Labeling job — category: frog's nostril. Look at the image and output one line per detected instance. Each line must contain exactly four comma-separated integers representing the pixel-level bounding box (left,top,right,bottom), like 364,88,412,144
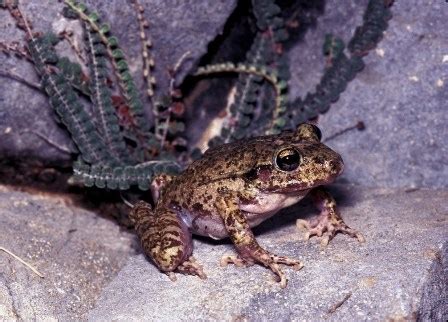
329,159,344,175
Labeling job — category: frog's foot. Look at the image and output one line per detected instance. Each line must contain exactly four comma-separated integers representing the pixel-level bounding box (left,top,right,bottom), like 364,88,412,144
222,252,303,288
256,252,303,288
166,256,207,281
297,215,365,246
297,187,365,246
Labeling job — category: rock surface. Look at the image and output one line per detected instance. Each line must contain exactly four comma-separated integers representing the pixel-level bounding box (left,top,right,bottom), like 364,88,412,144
288,0,448,188
0,186,136,320
0,0,236,162
89,186,447,320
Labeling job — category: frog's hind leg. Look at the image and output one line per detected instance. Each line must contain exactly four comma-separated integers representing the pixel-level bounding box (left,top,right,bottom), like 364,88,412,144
130,201,206,280
216,196,303,288
296,187,365,246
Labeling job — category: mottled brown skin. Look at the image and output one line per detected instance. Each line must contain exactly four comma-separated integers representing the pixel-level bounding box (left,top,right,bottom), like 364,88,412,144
129,123,364,288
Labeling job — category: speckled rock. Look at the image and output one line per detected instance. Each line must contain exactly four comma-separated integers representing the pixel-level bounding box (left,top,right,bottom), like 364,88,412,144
288,0,448,188
88,186,448,320
0,0,237,162
0,186,136,320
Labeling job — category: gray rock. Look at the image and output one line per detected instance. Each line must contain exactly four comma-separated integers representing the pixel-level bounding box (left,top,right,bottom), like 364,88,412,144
88,186,448,320
0,0,236,162
288,0,448,188
0,186,136,320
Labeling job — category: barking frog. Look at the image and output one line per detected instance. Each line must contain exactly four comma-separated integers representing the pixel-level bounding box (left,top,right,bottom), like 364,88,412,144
130,123,364,288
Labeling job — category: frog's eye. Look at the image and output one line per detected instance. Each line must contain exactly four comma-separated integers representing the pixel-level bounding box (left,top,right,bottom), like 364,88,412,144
275,147,301,171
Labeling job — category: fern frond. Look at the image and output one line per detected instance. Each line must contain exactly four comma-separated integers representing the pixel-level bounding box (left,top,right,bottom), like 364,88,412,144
64,0,159,156
56,57,90,96
290,48,364,124
27,34,115,165
252,0,288,43
73,159,181,190
193,0,290,150
348,0,392,56
225,34,269,142
195,62,288,135
251,0,289,135
129,0,156,101
289,0,392,125
84,22,132,164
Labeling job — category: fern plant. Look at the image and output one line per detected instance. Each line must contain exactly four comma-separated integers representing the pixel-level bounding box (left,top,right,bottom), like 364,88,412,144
0,0,393,192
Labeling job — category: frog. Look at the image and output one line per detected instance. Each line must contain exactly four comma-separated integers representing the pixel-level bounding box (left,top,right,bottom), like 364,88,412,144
129,123,364,288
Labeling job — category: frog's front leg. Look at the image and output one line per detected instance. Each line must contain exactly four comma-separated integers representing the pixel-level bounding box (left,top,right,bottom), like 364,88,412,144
217,196,303,288
296,188,365,246
129,201,206,280
150,174,174,202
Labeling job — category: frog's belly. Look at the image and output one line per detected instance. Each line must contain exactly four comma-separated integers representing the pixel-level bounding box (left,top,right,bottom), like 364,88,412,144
189,191,308,240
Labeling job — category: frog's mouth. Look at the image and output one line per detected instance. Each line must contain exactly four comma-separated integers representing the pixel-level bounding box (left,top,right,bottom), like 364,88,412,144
264,185,313,194
265,180,330,193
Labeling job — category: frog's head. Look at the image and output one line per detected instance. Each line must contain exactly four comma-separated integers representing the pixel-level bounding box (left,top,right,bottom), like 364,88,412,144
245,123,344,193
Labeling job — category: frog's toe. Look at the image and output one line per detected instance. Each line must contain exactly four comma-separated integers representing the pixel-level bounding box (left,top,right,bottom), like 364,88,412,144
166,271,178,282
268,262,287,288
270,254,304,271
296,219,309,230
220,254,254,267
262,253,303,288
265,255,303,288
337,228,366,243
296,218,324,240
297,217,365,246
356,232,366,243
221,253,300,288
175,256,207,280
321,222,365,245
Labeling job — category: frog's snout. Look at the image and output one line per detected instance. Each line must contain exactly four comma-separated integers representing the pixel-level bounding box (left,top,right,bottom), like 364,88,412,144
330,155,344,176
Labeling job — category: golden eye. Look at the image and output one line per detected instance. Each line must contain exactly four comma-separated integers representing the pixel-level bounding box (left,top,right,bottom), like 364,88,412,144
275,147,301,171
